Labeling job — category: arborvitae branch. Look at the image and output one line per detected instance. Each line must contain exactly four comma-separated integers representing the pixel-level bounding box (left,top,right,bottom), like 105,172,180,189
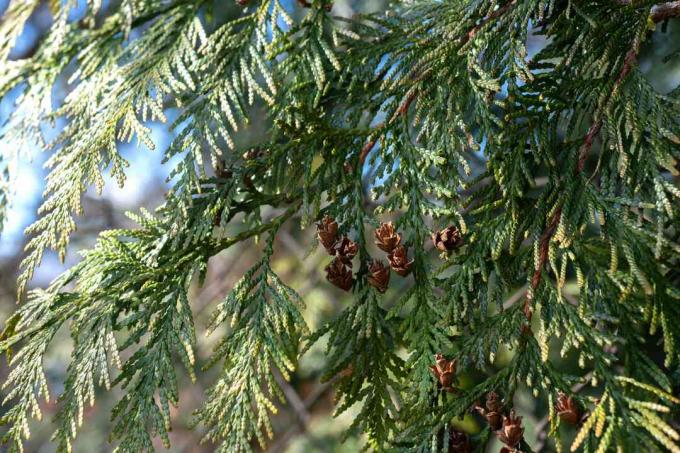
1,0,679,451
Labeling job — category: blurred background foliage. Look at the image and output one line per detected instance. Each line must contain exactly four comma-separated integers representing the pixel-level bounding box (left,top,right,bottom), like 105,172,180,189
0,0,679,451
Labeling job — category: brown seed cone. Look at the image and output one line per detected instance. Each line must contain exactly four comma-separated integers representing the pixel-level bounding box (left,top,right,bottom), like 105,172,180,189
474,392,504,431
500,448,525,453
432,226,464,252
430,353,457,392
317,216,339,253
387,245,413,276
486,391,503,413
374,222,401,253
325,258,353,291
367,260,390,293
496,410,524,447
474,406,502,431
334,236,358,265
448,430,471,453
486,411,503,431
556,391,581,425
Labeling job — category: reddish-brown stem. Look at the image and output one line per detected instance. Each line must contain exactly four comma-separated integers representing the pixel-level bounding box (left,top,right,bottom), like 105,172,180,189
524,27,645,324
356,90,418,168
578,41,639,168
358,138,378,166
355,2,519,171
389,90,418,123
524,207,562,320
463,0,518,45
577,46,638,172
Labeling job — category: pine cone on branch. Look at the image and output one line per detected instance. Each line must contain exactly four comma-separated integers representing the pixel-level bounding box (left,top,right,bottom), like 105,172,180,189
317,216,339,253
334,236,358,266
325,258,353,291
430,353,457,392
474,391,504,430
556,391,581,425
432,226,464,252
374,222,401,253
387,245,413,276
367,259,390,293
499,447,525,453
496,410,524,448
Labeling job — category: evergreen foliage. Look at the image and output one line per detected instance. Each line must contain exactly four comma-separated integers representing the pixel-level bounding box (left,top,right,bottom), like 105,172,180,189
1,0,680,451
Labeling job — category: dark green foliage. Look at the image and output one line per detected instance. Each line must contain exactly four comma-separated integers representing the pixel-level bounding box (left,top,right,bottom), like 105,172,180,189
1,0,680,452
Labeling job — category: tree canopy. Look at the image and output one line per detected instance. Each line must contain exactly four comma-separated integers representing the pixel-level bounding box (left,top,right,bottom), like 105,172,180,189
1,0,680,452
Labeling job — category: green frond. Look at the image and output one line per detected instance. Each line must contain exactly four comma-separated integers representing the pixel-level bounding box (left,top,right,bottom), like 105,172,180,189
196,234,308,451
1,0,679,451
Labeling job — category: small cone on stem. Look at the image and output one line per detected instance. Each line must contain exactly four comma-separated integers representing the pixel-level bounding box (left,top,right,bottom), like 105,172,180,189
325,258,353,291
387,245,413,276
316,216,339,253
374,222,401,253
430,353,457,392
367,259,390,293
496,409,524,448
556,391,581,425
432,226,464,252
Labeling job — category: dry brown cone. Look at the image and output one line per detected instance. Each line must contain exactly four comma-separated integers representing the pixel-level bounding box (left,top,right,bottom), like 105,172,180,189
367,260,390,293
448,430,471,453
474,391,504,430
325,258,353,291
496,409,524,448
499,447,525,453
387,245,413,276
430,353,457,393
556,391,581,425
374,222,401,253
317,216,339,253
334,236,359,265
432,226,464,252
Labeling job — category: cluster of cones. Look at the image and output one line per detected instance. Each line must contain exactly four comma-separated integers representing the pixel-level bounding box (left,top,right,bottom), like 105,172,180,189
317,216,358,291
428,362,522,453
471,390,581,452
318,216,467,292
473,392,525,452
317,217,413,293
374,222,414,279
440,400,524,453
